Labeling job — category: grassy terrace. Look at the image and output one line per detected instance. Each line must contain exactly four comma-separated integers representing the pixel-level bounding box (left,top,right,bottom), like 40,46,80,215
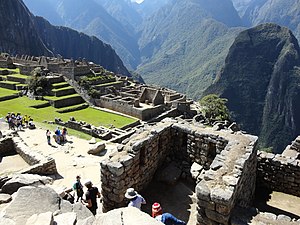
44,93,80,101
7,74,28,79
0,96,137,129
52,86,73,92
96,81,122,87
52,82,69,87
0,81,19,84
0,88,17,97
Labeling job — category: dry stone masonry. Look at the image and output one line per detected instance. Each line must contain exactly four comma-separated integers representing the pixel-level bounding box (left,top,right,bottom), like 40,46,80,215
100,118,258,225
0,134,57,175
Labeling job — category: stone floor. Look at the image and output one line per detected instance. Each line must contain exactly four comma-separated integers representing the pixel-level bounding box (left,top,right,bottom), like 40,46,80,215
0,154,29,176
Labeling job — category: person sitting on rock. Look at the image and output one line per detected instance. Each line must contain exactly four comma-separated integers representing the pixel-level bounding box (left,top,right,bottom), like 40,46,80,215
73,175,84,202
125,187,146,210
152,202,186,225
83,180,101,215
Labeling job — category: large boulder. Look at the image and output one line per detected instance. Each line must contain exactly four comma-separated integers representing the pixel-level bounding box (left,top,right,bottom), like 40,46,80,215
3,186,66,224
1,174,53,195
87,143,106,155
94,207,163,225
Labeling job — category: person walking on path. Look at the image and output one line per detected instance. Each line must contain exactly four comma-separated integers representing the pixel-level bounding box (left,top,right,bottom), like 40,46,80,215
125,187,146,210
73,175,84,202
152,202,186,225
46,130,51,145
83,180,101,215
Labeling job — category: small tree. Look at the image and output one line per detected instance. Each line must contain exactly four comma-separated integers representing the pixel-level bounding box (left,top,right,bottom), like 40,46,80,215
26,67,49,95
199,94,230,123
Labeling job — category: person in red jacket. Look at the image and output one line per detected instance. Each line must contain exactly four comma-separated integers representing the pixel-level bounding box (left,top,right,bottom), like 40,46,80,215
152,202,186,225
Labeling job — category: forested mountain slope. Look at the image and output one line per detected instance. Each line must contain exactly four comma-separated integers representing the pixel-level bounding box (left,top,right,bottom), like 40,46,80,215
205,23,300,153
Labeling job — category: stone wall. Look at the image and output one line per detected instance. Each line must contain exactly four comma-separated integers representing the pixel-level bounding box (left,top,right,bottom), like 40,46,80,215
0,137,15,156
100,119,258,225
48,96,85,108
95,97,166,121
0,136,57,175
257,151,300,197
196,134,257,225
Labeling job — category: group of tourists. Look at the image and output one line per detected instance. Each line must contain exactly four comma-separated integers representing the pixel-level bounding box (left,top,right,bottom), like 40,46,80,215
69,178,186,223
6,112,35,130
47,127,68,145
125,187,186,225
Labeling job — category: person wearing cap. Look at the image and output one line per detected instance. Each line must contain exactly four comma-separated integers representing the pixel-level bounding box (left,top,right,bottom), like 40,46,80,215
73,175,84,202
152,202,186,225
125,187,146,210
83,180,101,215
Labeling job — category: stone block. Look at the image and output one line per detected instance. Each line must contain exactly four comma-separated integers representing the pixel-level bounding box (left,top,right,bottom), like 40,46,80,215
277,214,291,222
196,180,211,201
205,209,230,224
197,199,215,210
211,187,233,206
216,204,231,215
107,162,125,176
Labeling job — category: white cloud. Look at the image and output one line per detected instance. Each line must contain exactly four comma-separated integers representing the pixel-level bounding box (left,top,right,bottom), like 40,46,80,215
131,0,144,3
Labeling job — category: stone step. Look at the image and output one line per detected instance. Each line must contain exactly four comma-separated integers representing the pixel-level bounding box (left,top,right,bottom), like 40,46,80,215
6,75,27,83
51,87,75,97
0,81,19,90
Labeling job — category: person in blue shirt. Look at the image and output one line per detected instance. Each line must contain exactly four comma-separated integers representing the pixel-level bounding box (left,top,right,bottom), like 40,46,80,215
125,187,146,210
152,202,186,225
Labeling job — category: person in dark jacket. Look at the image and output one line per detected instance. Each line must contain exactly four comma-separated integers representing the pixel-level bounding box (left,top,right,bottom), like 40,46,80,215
152,202,186,225
83,180,101,215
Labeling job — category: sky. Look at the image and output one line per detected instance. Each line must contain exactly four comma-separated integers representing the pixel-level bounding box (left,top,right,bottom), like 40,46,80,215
131,0,144,3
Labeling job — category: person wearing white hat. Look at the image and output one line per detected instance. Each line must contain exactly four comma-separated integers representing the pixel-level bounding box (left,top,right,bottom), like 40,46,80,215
125,187,146,210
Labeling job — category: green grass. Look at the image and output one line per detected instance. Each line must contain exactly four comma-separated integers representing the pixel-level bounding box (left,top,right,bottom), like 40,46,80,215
52,82,68,87
52,86,73,92
96,81,122,87
7,74,29,79
0,96,137,128
44,93,80,101
0,68,20,73
0,81,19,84
0,88,18,97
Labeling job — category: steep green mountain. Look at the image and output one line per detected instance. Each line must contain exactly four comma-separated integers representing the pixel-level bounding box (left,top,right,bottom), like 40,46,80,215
35,17,130,76
0,0,129,76
134,0,171,18
205,23,300,153
94,0,142,33
235,0,300,41
0,0,51,56
137,0,243,99
23,0,141,70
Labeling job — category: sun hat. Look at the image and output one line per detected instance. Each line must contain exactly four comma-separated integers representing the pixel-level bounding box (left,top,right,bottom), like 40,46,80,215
125,188,137,199
152,202,162,217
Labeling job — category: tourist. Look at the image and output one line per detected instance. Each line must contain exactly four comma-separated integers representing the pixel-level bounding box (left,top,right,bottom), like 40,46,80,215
125,187,146,210
62,127,68,142
46,130,51,145
73,175,84,202
54,127,61,144
152,202,186,225
23,114,29,127
28,118,36,129
83,180,101,215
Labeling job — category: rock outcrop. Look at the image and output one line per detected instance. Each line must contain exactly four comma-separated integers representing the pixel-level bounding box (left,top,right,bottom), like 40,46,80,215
205,23,300,153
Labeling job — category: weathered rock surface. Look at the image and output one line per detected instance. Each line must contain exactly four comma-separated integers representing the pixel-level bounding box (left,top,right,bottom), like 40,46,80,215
87,143,106,155
1,174,53,195
3,186,67,224
73,202,94,221
54,212,77,225
190,162,203,180
0,193,12,204
94,207,163,225
25,212,53,225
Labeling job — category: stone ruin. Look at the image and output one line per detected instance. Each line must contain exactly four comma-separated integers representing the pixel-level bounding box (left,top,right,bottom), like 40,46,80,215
100,118,258,224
